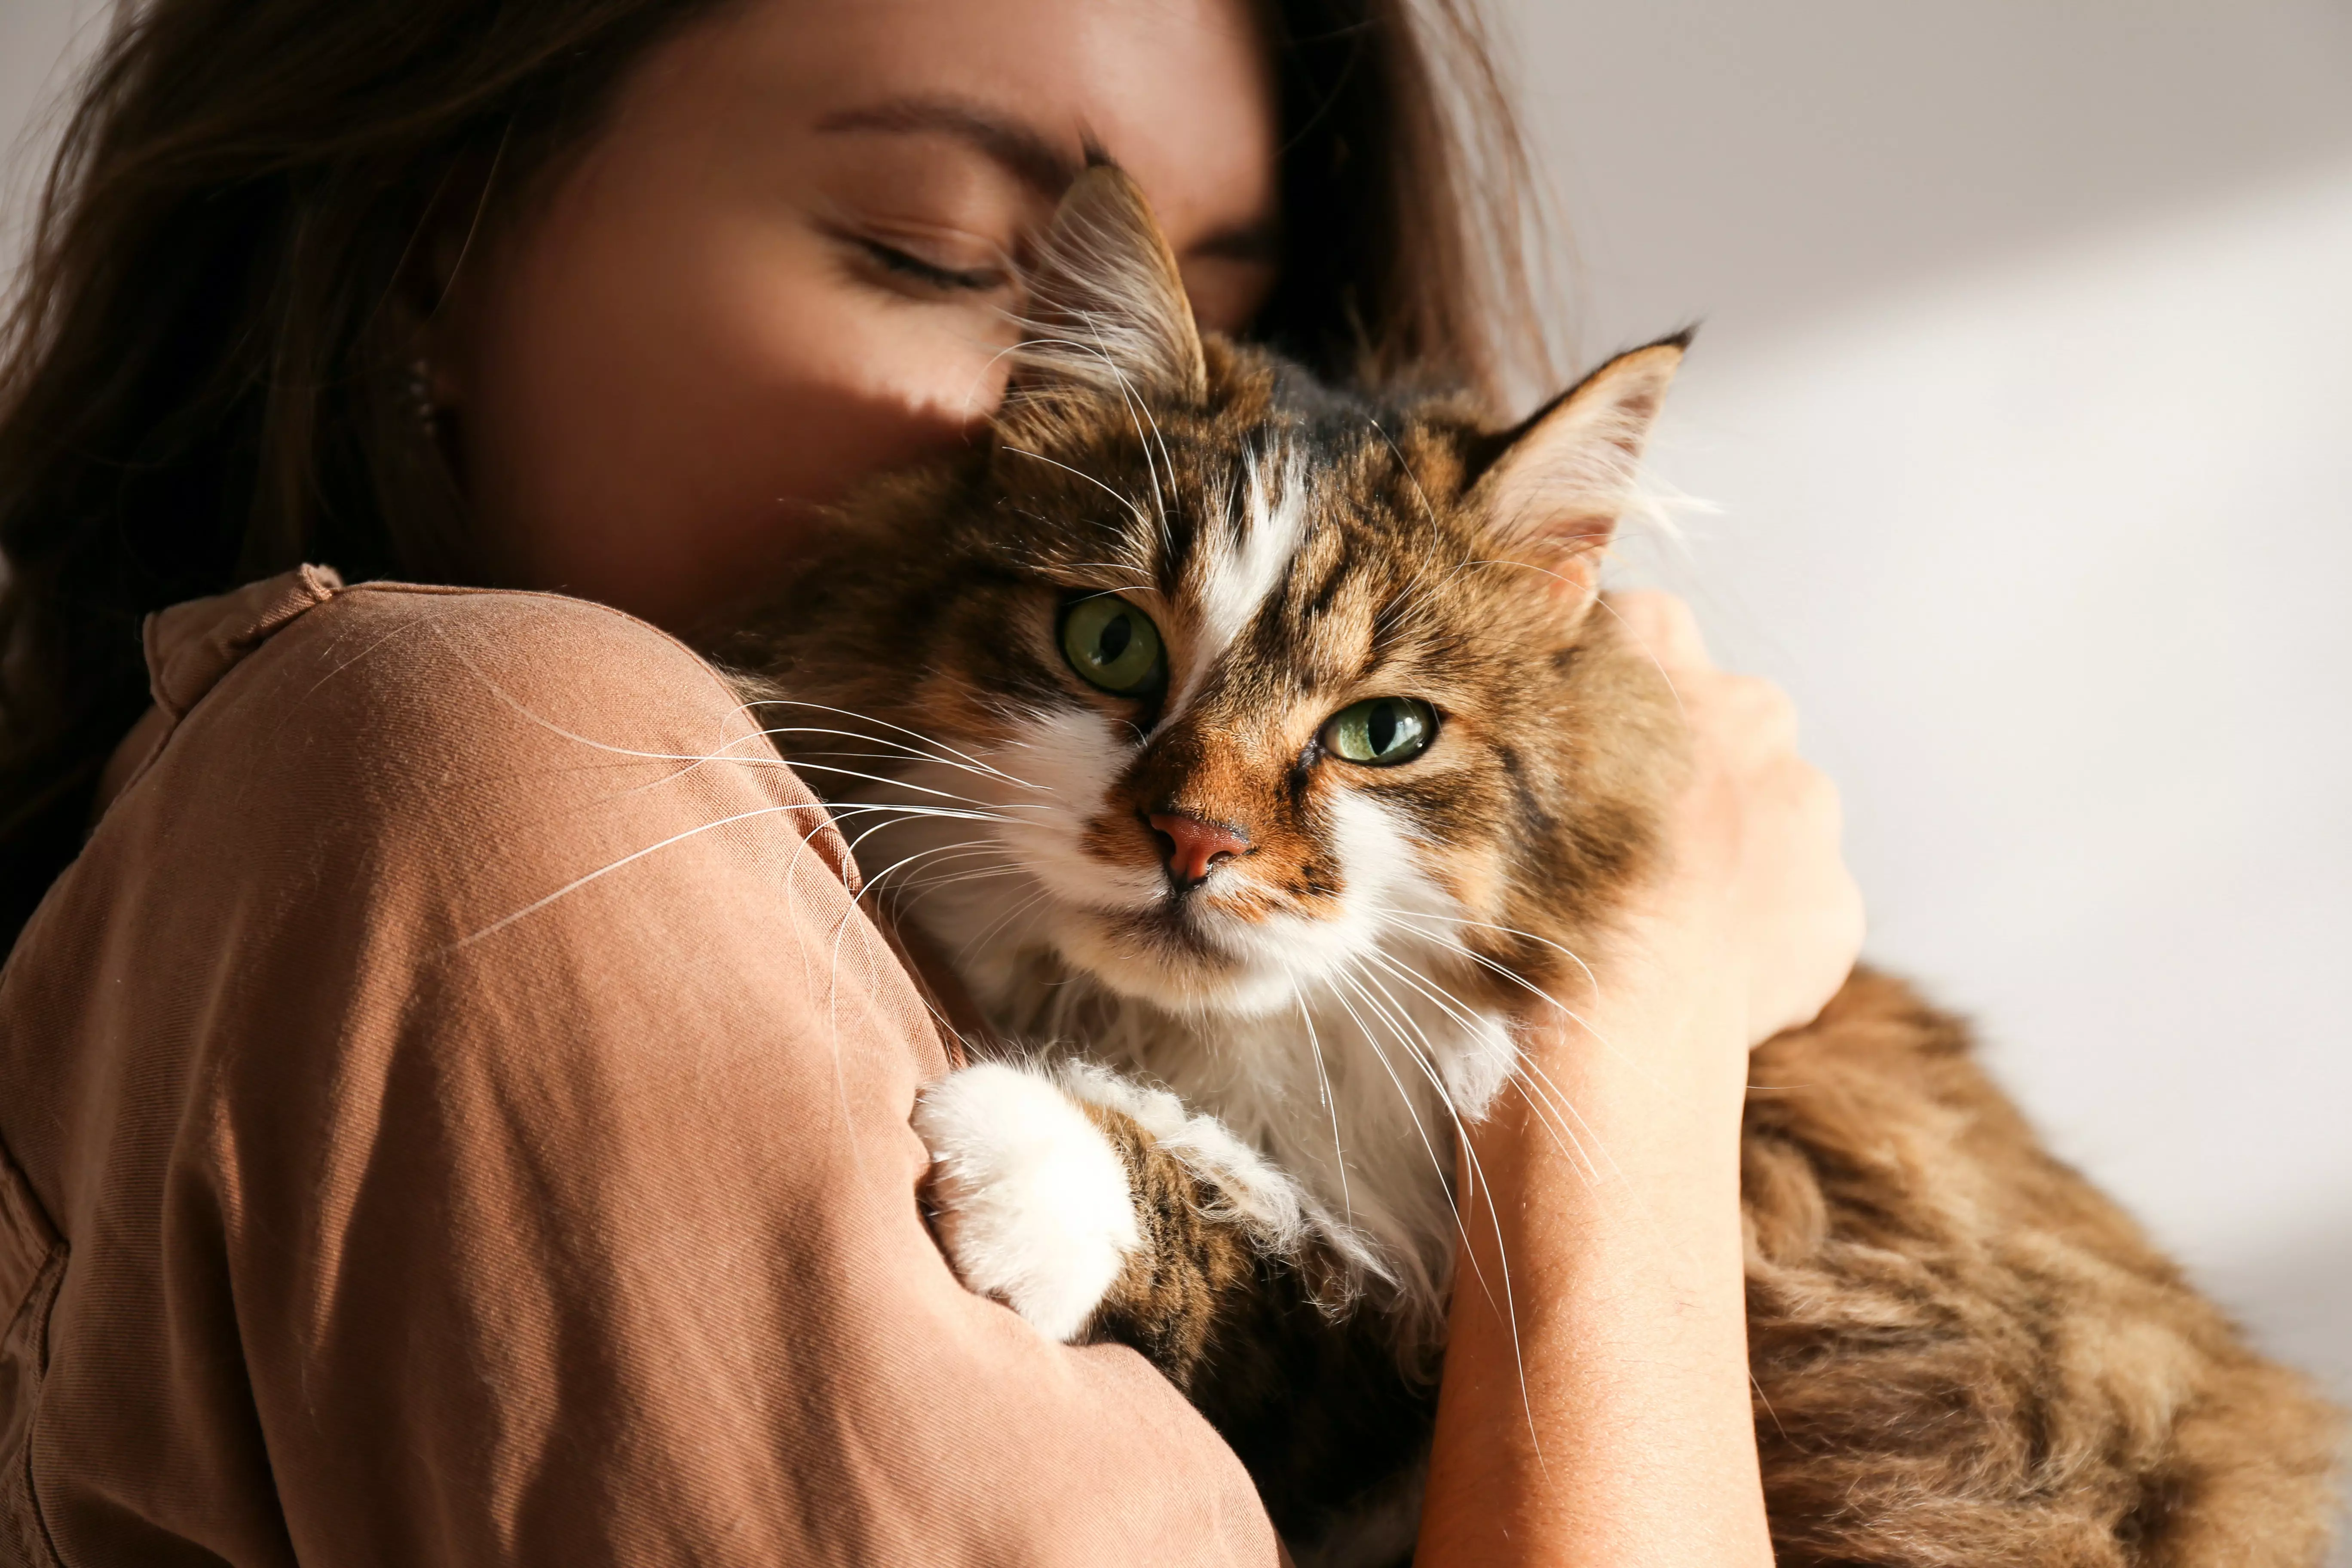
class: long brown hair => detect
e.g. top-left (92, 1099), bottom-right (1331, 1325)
top-left (0, 0), bottom-right (1554, 942)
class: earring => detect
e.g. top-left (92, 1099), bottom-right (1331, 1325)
top-left (406, 358), bottom-right (439, 430)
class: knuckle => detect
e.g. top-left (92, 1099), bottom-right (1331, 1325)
top-left (1655, 592), bottom-right (1698, 635)
top-left (1616, 591), bottom-right (1709, 667)
top-left (1608, 589), bottom-right (1664, 631)
top-left (1739, 676), bottom-right (1797, 728)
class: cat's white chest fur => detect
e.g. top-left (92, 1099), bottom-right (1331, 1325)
top-left (968, 938), bottom-right (1520, 1333)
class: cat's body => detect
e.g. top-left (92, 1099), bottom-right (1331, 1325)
top-left (723, 169), bottom-right (2340, 1565)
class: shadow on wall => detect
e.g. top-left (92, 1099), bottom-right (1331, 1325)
top-left (1510, 0), bottom-right (2352, 358)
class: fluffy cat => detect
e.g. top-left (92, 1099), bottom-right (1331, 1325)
top-left (720, 168), bottom-right (2340, 1566)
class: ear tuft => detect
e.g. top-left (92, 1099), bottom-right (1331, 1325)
top-left (1466, 333), bottom-right (1688, 606)
top-left (1008, 165), bottom-right (1207, 405)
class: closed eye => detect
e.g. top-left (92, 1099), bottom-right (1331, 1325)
top-left (858, 237), bottom-right (1005, 294)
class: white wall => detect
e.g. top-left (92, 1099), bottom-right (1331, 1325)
top-left (1507, 0), bottom-right (2352, 1479)
top-left (0, 0), bottom-right (101, 280)
top-left (5, 0), bottom-right (2346, 1524)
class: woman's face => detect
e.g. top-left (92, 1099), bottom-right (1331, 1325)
top-left (436, 0), bottom-right (1279, 635)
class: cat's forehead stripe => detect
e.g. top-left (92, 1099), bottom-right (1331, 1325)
top-left (1185, 440), bottom-right (1306, 671)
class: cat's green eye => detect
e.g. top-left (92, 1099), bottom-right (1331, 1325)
top-left (1059, 595), bottom-right (1167, 696)
top-left (1323, 698), bottom-right (1437, 766)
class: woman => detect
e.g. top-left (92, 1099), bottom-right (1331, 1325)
top-left (0, 0), bottom-right (1860, 1562)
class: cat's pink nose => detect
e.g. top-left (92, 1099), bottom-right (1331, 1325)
top-left (1147, 812), bottom-right (1250, 890)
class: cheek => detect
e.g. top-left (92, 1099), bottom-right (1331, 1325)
top-left (1372, 763), bottom-right (1517, 916)
top-left (998, 707), bottom-right (1160, 902)
top-left (1318, 789), bottom-right (1422, 908)
top-left (456, 188), bottom-right (1009, 633)
top-left (1277, 786), bottom-right (1468, 951)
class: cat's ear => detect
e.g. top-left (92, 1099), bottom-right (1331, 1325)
top-left (1464, 331), bottom-right (1689, 608)
top-left (1007, 164), bottom-right (1208, 405)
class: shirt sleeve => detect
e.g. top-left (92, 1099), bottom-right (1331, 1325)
top-left (16, 584), bottom-right (1277, 1567)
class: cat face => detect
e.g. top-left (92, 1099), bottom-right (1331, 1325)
top-left (747, 169), bottom-right (1682, 1041)
top-left (952, 425), bottom-right (1522, 1017)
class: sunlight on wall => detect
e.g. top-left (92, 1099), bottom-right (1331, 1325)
top-left (1617, 164), bottom-right (2352, 1406)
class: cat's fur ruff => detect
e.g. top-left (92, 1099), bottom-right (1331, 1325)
top-left (722, 168), bottom-right (2341, 1565)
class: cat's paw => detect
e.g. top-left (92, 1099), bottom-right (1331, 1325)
top-left (911, 1063), bottom-right (1140, 1342)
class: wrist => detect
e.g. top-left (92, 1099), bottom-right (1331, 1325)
top-left (1475, 995), bottom-right (1748, 1255)
top-left (1427, 958), bottom-right (1770, 1568)
top-left (1518, 927), bottom-right (1753, 1137)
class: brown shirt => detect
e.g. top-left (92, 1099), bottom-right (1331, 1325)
top-left (0, 570), bottom-right (1275, 1566)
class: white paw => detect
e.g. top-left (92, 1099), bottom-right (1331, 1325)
top-left (1054, 1061), bottom-right (1308, 1250)
top-left (912, 1063), bottom-right (1140, 1342)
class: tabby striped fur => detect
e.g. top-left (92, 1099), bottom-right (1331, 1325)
top-left (721, 169), bottom-right (2340, 1567)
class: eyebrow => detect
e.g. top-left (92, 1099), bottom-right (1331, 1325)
top-left (815, 95), bottom-right (1083, 202)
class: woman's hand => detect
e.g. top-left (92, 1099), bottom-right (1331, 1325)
top-left (1605, 589), bottom-right (1864, 1052)
top-left (1415, 591), bottom-right (1862, 1568)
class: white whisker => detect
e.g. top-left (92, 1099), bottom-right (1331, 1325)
top-left (450, 800), bottom-right (841, 950)
top-left (1340, 959), bottom-right (1545, 1468)
top-left (778, 760), bottom-right (1017, 812)
top-left (1378, 907), bottom-right (1602, 1008)
top-left (1293, 983), bottom-right (1353, 1226)
top-left (1000, 444), bottom-right (1151, 523)
top-left (737, 698), bottom-right (1037, 787)
top-left (1319, 966), bottom-right (1472, 1274)
top-left (758, 732), bottom-right (1047, 795)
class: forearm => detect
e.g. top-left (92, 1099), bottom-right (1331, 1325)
top-left (1416, 983), bottom-right (1771, 1568)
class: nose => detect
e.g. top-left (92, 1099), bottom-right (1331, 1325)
top-left (1146, 811), bottom-right (1250, 891)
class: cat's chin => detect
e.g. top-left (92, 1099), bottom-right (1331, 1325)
top-left (1047, 907), bottom-right (1299, 1019)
